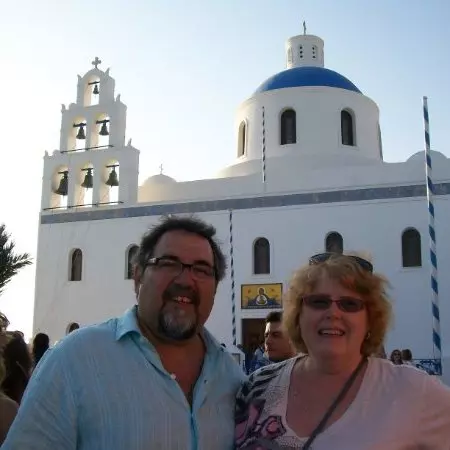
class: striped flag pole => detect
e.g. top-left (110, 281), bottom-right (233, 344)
top-left (228, 209), bottom-right (237, 346)
top-left (262, 106), bottom-right (267, 187)
top-left (423, 96), bottom-right (441, 374)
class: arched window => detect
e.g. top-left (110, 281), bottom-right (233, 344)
top-left (70, 248), bottom-right (83, 281)
top-left (66, 322), bottom-right (80, 334)
top-left (377, 123), bottom-right (383, 159)
top-left (253, 238), bottom-right (270, 275)
top-left (238, 121), bottom-right (247, 157)
top-left (325, 232), bottom-right (343, 254)
top-left (402, 228), bottom-right (422, 267)
top-left (126, 245), bottom-right (139, 279)
top-left (341, 110), bottom-right (355, 146)
top-left (280, 109), bottom-right (296, 145)
top-left (287, 47), bottom-right (293, 65)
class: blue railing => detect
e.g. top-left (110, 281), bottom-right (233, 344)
top-left (413, 359), bottom-right (442, 376)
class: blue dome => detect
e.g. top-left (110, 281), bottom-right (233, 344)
top-left (254, 66), bottom-right (361, 95)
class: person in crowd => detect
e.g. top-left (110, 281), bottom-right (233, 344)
top-left (390, 348), bottom-right (403, 365)
top-left (401, 348), bottom-right (415, 366)
top-left (0, 313), bottom-right (18, 445)
top-left (243, 338), bottom-right (260, 373)
top-left (235, 252), bottom-right (450, 449)
top-left (1, 332), bottom-right (32, 404)
top-left (264, 311), bottom-right (296, 362)
top-left (2, 216), bottom-right (245, 450)
top-left (248, 311), bottom-right (295, 373)
top-left (31, 333), bottom-right (50, 368)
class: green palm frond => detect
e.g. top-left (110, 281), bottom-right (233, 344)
top-left (0, 224), bottom-right (33, 295)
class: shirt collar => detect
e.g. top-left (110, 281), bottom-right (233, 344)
top-left (114, 305), bottom-right (225, 356)
top-left (115, 305), bottom-right (142, 341)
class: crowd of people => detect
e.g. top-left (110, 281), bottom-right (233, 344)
top-left (1, 215), bottom-right (450, 449)
top-left (0, 316), bottom-right (77, 444)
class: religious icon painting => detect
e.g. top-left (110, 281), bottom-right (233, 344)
top-left (241, 283), bottom-right (283, 309)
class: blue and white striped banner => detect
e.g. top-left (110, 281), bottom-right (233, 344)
top-left (262, 106), bottom-right (266, 185)
top-left (228, 209), bottom-right (237, 345)
top-left (423, 96), bottom-right (441, 374)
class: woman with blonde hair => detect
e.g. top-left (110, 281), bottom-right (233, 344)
top-left (235, 253), bottom-right (450, 449)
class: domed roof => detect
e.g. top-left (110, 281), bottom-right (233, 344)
top-left (142, 174), bottom-right (177, 186)
top-left (407, 150), bottom-right (449, 164)
top-left (254, 66), bottom-right (361, 95)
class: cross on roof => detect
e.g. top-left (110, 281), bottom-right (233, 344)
top-left (159, 164), bottom-right (164, 174)
top-left (303, 21), bottom-right (307, 35)
top-left (92, 56), bottom-right (102, 69)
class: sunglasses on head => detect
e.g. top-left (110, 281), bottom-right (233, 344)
top-left (309, 252), bottom-right (373, 273)
top-left (302, 294), bottom-right (365, 313)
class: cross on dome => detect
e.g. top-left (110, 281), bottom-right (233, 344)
top-left (92, 56), bottom-right (102, 69)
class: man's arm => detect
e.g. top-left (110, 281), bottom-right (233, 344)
top-left (2, 344), bottom-right (78, 449)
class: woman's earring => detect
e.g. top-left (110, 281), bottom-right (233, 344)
top-left (365, 331), bottom-right (371, 340)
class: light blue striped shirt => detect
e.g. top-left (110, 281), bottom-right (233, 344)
top-left (2, 307), bottom-right (246, 449)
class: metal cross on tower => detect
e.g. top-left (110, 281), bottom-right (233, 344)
top-left (92, 56), bottom-right (102, 69)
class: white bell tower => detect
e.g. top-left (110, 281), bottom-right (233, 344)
top-left (41, 57), bottom-right (140, 211)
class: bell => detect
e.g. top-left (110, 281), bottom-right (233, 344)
top-left (81, 169), bottom-right (93, 189)
top-left (93, 83), bottom-right (99, 95)
top-left (99, 122), bottom-right (109, 136)
top-left (106, 167), bottom-right (119, 186)
top-left (55, 172), bottom-right (68, 196)
top-left (76, 125), bottom-right (86, 140)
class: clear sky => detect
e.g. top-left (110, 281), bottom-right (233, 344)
top-left (0, 0), bottom-right (449, 339)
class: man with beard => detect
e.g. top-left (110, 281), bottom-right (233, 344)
top-left (2, 216), bottom-right (246, 450)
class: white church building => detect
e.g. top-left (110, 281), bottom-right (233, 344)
top-left (34, 30), bottom-right (450, 380)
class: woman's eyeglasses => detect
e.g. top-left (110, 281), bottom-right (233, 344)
top-left (302, 294), bottom-right (365, 313)
top-left (309, 252), bottom-right (373, 273)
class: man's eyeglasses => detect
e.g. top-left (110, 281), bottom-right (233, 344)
top-left (302, 294), bottom-right (365, 313)
top-left (146, 257), bottom-right (215, 280)
top-left (309, 252), bottom-right (373, 273)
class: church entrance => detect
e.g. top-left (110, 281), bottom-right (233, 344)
top-left (241, 318), bottom-right (265, 355)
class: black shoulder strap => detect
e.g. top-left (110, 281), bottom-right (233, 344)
top-left (302, 357), bottom-right (367, 450)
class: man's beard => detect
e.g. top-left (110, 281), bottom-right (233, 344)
top-left (157, 284), bottom-right (199, 341)
top-left (158, 305), bottom-right (198, 341)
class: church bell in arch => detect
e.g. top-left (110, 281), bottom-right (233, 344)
top-left (88, 79), bottom-right (100, 95)
top-left (105, 165), bottom-right (119, 187)
top-left (81, 168), bottom-right (93, 189)
top-left (97, 119), bottom-right (110, 136)
top-left (55, 171), bottom-right (68, 196)
top-left (74, 123), bottom-right (86, 140)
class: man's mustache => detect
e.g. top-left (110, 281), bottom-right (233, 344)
top-left (163, 284), bottom-right (199, 306)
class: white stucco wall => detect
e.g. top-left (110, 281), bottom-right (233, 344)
top-left (34, 194), bottom-right (450, 382)
top-left (231, 87), bottom-right (380, 166)
top-left (137, 150), bottom-right (450, 205)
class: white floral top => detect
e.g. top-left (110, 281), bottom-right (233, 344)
top-left (235, 356), bottom-right (450, 449)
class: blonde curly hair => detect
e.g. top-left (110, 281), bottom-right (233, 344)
top-left (283, 254), bottom-right (392, 357)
